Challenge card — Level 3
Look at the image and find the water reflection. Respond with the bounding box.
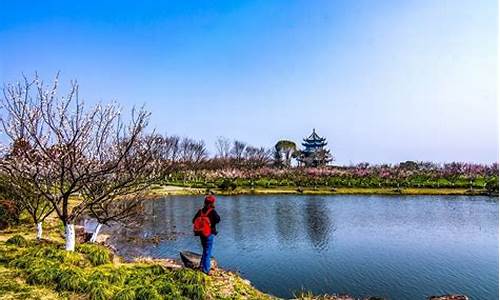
[142,199,163,237]
[303,197,332,251]
[230,196,244,245]
[274,199,300,245]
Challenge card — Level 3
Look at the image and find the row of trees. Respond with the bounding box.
[166,137,300,170]
[168,161,499,191]
[150,136,300,170]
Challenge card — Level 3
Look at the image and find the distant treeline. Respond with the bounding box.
[169,165,498,191]
[143,135,498,192]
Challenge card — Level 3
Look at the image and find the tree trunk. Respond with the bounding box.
[90,223,103,243]
[36,222,43,240]
[65,224,76,251]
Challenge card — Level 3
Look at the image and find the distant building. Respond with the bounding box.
[297,129,333,167]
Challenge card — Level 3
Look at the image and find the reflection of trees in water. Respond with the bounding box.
[164,197,177,232]
[231,197,244,243]
[275,200,300,245]
[304,197,333,250]
[140,197,183,238]
[145,200,163,237]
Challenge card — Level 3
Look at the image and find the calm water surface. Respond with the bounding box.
[129,195,498,299]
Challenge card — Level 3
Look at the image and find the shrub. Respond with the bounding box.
[218,179,237,191]
[61,251,87,266]
[181,284,205,300]
[0,244,24,263]
[109,267,128,284]
[9,255,38,269]
[135,285,162,300]
[6,234,28,247]
[171,269,207,299]
[90,266,127,285]
[113,287,136,300]
[154,280,182,299]
[124,267,152,286]
[485,177,499,194]
[29,244,87,266]
[57,266,88,292]
[24,260,59,285]
[172,268,206,285]
[77,244,111,266]
[148,264,166,276]
[87,279,113,300]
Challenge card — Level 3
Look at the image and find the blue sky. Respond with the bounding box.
[0,0,497,164]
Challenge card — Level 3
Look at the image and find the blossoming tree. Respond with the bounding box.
[0,74,164,250]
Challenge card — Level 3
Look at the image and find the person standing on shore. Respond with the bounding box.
[192,194,220,275]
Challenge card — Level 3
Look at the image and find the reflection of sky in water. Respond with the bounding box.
[127,195,498,300]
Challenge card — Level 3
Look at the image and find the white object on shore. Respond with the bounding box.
[36,222,43,240]
[65,224,75,251]
[90,223,103,243]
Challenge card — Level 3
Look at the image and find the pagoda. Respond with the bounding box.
[297,129,333,167]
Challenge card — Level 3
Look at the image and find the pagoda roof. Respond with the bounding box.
[303,128,326,143]
[302,141,327,148]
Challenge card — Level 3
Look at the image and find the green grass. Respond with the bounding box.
[0,237,212,300]
[77,243,112,266]
[0,265,61,300]
[5,235,27,247]
[0,230,281,299]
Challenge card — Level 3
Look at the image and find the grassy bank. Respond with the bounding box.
[0,222,274,300]
[148,185,496,197]
[0,231,355,300]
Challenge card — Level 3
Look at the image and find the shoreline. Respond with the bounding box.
[148,185,498,197]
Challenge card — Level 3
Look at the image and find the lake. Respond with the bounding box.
[124,195,498,299]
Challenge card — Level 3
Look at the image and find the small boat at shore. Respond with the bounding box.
[180,250,218,269]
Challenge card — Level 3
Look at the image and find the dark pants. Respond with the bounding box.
[200,234,214,274]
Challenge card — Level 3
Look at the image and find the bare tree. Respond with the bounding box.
[230,140,246,165]
[254,147,273,167]
[179,137,208,168]
[244,146,272,168]
[0,74,162,251]
[163,135,181,163]
[215,136,231,158]
[191,140,208,167]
